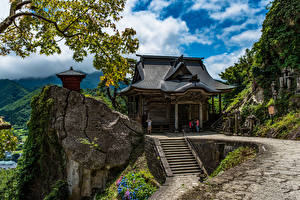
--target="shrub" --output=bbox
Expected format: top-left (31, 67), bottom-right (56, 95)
top-left (43, 180), bottom-right (69, 200)
top-left (116, 171), bottom-right (157, 200)
top-left (0, 169), bottom-right (18, 200)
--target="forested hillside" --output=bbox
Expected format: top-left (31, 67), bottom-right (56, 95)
top-left (0, 89), bottom-right (41, 128)
top-left (0, 80), bottom-right (29, 108)
top-left (220, 0), bottom-right (300, 139)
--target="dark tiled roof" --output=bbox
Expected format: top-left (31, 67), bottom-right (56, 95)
top-left (56, 67), bottom-right (86, 77)
top-left (121, 55), bottom-right (235, 94)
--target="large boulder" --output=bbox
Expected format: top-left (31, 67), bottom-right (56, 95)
top-left (19, 86), bottom-right (143, 200)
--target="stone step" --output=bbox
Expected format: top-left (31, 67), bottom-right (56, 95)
top-left (165, 152), bottom-right (195, 159)
top-left (160, 142), bottom-right (186, 145)
top-left (170, 163), bottom-right (199, 169)
top-left (162, 149), bottom-right (191, 153)
top-left (169, 161), bottom-right (198, 165)
top-left (167, 157), bottom-right (196, 163)
top-left (172, 170), bottom-right (202, 175)
top-left (160, 140), bottom-right (186, 143)
top-left (170, 165), bottom-right (200, 170)
top-left (161, 145), bottom-right (189, 148)
top-left (162, 146), bottom-right (189, 149)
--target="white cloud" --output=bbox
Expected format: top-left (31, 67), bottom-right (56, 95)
top-left (191, 0), bottom-right (224, 11)
top-left (210, 3), bottom-right (250, 20)
top-left (230, 29), bottom-right (261, 44)
top-left (148, 0), bottom-right (173, 12)
top-left (0, 0), bottom-right (9, 20)
top-left (191, 0), bottom-right (265, 21)
top-left (118, 1), bottom-right (212, 55)
top-left (205, 48), bottom-right (246, 79)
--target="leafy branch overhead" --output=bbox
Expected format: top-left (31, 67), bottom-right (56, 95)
top-left (0, 0), bottom-right (139, 84)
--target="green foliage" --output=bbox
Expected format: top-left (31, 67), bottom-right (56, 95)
top-left (253, 0), bottom-right (300, 92)
top-left (1, 0), bottom-right (139, 85)
top-left (0, 88), bottom-right (42, 128)
top-left (225, 84), bottom-right (251, 112)
top-left (266, 98), bottom-right (275, 107)
top-left (17, 86), bottom-right (66, 200)
top-left (254, 110), bottom-right (300, 139)
top-left (97, 147), bottom-right (158, 200)
top-left (210, 146), bottom-right (256, 177)
top-left (78, 137), bottom-right (100, 150)
top-left (43, 180), bottom-right (69, 200)
top-left (219, 49), bottom-right (254, 105)
top-left (0, 169), bottom-right (18, 200)
top-left (0, 80), bottom-right (29, 109)
top-left (0, 129), bottom-right (18, 158)
top-left (115, 171), bottom-right (157, 200)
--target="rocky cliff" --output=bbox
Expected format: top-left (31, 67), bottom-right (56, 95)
top-left (17, 86), bottom-right (143, 200)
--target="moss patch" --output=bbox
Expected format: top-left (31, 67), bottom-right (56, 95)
top-left (0, 169), bottom-right (18, 200)
top-left (43, 180), bottom-right (68, 200)
top-left (254, 110), bottom-right (300, 139)
top-left (210, 146), bottom-right (256, 177)
top-left (16, 86), bottom-right (67, 200)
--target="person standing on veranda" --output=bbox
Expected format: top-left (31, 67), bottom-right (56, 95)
top-left (146, 118), bottom-right (152, 134)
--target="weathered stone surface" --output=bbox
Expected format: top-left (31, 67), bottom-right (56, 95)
top-left (45, 86), bottom-right (143, 200)
top-left (145, 136), bottom-right (167, 184)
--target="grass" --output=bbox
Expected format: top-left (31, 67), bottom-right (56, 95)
top-left (210, 146), bottom-right (256, 177)
top-left (226, 84), bottom-right (252, 112)
top-left (254, 109), bottom-right (300, 139)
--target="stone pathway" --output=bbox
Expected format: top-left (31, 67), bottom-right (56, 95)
top-left (149, 175), bottom-right (199, 200)
top-left (150, 133), bottom-right (300, 200)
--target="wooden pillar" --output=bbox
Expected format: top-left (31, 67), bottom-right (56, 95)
top-left (219, 94), bottom-right (222, 114)
top-left (199, 103), bottom-right (203, 129)
top-left (189, 104), bottom-right (192, 121)
top-left (206, 103), bottom-right (209, 121)
top-left (175, 103), bottom-right (178, 131)
top-left (212, 96), bottom-right (215, 114)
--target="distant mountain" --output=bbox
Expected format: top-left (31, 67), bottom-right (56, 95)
top-left (0, 89), bottom-right (41, 128)
top-left (0, 80), bottom-right (29, 108)
top-left (15, 71), bottom-right (102, 90)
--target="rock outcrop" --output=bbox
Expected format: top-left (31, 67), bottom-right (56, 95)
top-left (19, 86), bottom-right (143, 200)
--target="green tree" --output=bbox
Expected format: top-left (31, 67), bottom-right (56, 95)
top-left (0, 117), bottom-right (18, 158)
top-left (219, 49), bottom-right (254, 105)
top-left (253, 0), bottom-right (300, 92)
top-left (97, 58), bottom-right (136, 111)
top-left (0, 0), bottom-right (139, 84)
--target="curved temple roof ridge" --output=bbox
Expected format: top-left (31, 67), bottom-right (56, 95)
top-left (121, 54), bottom-right (235, 95)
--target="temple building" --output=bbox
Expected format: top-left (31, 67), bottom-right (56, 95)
top-left (120, 55), bottom-right (235, 132)
top-left (56, 67), bottom-right (86, 92)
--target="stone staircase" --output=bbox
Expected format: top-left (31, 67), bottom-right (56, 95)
top-left (159, 138), bottom-right (202, 175)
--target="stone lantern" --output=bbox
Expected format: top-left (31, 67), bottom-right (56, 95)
top-left (56, 67), bottom-right (86, 92)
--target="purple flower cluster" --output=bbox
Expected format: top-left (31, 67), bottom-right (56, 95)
top-left (116, 175), bottom-right (138, 200)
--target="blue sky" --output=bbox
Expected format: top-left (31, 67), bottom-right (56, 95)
top-left (0, 0), bottom-right (270, 80)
